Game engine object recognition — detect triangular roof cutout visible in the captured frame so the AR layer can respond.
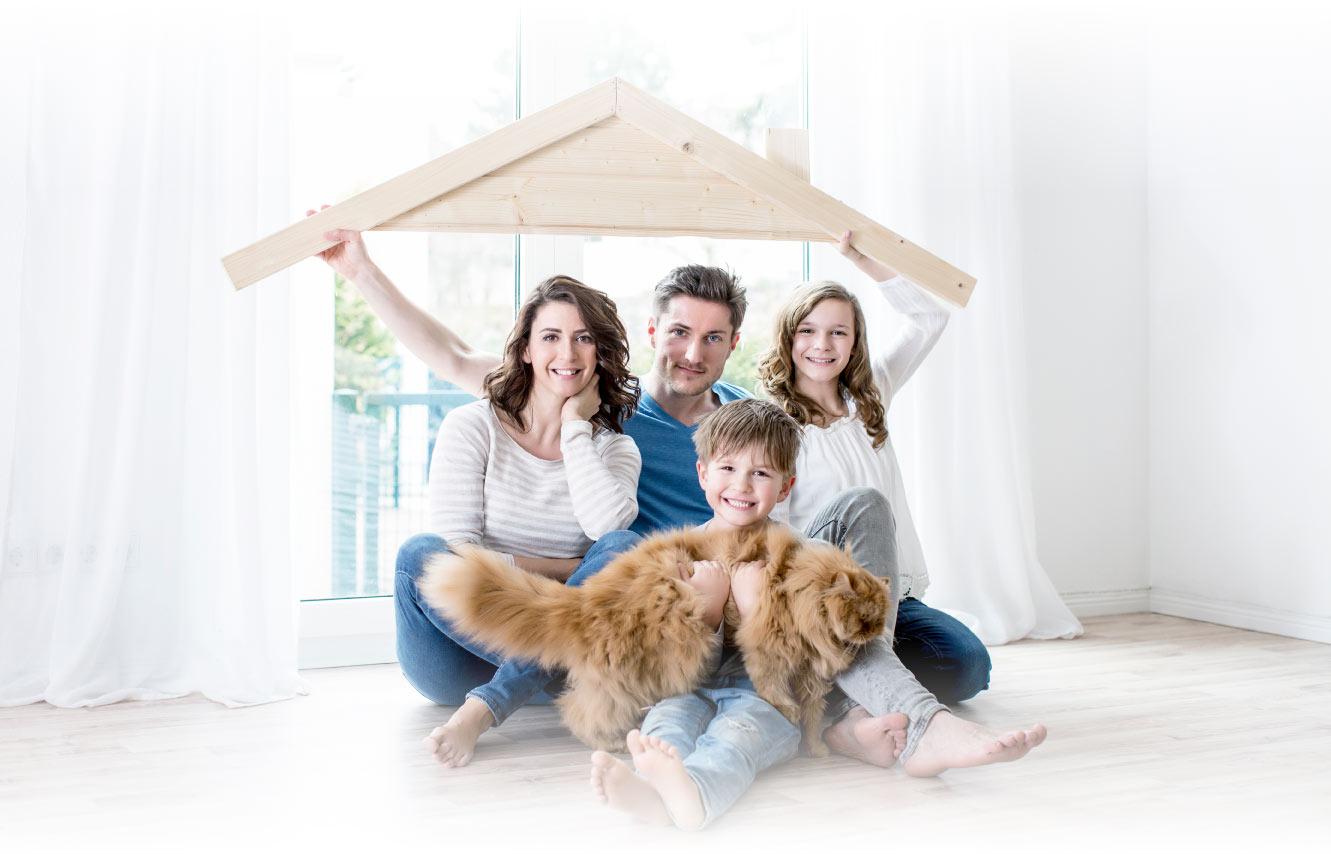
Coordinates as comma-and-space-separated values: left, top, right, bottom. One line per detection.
223, 78, 976, 307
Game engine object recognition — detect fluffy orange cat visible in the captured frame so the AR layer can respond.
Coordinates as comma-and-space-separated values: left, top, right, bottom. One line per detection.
419, 522, 889, 755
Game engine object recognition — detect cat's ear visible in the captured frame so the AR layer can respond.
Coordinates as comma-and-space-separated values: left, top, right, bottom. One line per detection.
829, 571, 853, 597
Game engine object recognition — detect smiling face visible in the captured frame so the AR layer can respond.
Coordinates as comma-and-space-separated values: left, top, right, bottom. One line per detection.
522, 301, 598, 399
696, 443, 795, 531
792, 297, 856, 386
647, 296, 739, 399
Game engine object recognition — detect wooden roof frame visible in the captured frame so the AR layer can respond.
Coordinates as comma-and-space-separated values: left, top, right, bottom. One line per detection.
222, 78, 976, 307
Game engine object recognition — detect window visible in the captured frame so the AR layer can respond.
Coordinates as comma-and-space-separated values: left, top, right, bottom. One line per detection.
291, 6, 807, 662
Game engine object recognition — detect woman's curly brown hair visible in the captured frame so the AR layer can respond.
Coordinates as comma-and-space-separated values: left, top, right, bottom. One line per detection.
757, 282, 888, 449
483, 275, 640, 434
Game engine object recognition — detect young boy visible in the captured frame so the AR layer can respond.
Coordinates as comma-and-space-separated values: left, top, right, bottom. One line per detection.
590, 399, 882, 829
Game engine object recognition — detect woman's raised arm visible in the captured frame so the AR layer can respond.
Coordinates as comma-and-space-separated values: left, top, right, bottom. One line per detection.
309, 208, 500, 398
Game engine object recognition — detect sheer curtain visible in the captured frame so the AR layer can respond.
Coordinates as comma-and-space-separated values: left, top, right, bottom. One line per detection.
809, 3, 1082, 643
0, 7, 308, 707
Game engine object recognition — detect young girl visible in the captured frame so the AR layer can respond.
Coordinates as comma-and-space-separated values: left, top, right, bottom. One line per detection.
759, 232, 992, 707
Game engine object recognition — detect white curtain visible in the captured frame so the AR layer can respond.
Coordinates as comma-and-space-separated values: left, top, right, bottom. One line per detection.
0, 6, 308, 707
809, 3, 1082, 643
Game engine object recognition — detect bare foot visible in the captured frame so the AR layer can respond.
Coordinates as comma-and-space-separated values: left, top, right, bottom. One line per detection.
824, 706, 909, 768
589, 750, 671, 826
902, 710, 1047, 778
629, 730, 706, 831
422, 697, 494, 768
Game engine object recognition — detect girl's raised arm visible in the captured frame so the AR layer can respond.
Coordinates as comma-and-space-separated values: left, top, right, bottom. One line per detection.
837, 230, 950, 406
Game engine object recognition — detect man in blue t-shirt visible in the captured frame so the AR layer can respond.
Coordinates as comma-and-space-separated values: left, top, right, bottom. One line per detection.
619, 265, 752, 535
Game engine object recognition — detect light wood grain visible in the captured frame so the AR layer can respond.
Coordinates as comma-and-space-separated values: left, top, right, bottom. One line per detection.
616, 79, 977, 307
379, 119, 825, 241
3, 614, 1328, 851
765, 128, 810, 182
222, 79, 977, 309
221, 80, 618, 290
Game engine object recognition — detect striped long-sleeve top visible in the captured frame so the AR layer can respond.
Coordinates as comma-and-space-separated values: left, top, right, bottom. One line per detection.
426, 400, 642, 563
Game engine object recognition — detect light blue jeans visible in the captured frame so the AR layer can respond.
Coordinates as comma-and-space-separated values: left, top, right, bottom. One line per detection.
640, 674, 801, 828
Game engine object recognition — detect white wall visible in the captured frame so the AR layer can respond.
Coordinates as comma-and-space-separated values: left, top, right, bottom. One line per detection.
1010, 7, 1151, 607
1145, 5, 1331, 640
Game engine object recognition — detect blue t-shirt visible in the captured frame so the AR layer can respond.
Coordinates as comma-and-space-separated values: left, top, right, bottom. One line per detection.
624, 381, 751, 534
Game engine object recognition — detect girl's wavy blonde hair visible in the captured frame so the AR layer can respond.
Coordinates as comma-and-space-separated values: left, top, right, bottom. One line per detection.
757, 282, 888, 449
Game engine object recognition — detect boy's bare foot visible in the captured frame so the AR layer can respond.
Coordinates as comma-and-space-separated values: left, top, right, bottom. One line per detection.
589, 750, 671, 826
422, 697, 494, 768
902, 710, 1047, 778
824, 707, 909, 768
628, 730, 706, 831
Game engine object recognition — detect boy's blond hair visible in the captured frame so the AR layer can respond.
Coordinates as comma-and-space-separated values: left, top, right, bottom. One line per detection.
692, 399, 801, 477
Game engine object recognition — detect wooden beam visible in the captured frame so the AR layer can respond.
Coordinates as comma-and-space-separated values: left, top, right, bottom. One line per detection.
221, 80, 618, 290
616, 79, 976, 307
383, 173, 825, 240
765, 129, 809, 182
381, 118, 825, 241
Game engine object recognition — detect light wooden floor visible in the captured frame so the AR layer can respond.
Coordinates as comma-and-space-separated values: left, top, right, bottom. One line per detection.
3, 614, 1329, 854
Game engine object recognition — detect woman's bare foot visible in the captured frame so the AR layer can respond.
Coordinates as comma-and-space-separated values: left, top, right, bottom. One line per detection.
628, 730, 706, 831
823, 707, 909, 768
422, 697, 495, 768
902, 710, 1047, 778
589, 750, 670, 826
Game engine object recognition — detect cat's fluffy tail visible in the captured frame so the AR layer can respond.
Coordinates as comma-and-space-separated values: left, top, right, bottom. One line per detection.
418, 546, 587, 671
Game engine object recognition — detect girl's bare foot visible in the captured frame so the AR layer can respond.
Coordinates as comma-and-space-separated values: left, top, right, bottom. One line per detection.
902, 710, 1047, 778
823, 707, 909, 768
422, 697, 494, 768
589, 750, 670, 826
628, 730, 706, 831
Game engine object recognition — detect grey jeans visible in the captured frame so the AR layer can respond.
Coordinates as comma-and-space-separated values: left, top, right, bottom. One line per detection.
803, 487, 946, 759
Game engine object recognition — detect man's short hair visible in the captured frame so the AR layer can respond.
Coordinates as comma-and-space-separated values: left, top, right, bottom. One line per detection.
692, 399, 801, 478
653, 265, 748, 332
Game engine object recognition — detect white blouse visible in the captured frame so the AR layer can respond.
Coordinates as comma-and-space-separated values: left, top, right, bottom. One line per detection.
771, 275, 949, 598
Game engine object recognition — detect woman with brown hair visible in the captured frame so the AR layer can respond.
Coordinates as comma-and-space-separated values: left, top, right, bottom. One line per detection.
313, 218, 644, 768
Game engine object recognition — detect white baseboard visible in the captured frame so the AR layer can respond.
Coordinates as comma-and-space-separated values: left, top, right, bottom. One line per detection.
295, 586, 1327, 671
1149, 588, 1331, 645
1061, 588, 1151, 617
299, 596, 397, 669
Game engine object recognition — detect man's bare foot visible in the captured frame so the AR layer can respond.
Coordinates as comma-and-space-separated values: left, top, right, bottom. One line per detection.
589, 750, 671, 826
902, 710, 1047, 778
824, 707, 909, 768
422, 697, 494, 768
628, 730, 706, 831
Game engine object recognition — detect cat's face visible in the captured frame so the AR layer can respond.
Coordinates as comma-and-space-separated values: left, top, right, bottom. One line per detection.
811, 551, 890, 644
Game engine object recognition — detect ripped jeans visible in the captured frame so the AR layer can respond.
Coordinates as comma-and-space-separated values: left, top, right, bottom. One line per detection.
639, 674, 801, 828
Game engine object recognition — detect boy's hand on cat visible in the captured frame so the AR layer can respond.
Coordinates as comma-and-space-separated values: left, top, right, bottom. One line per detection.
731, 561, 767, 619
685, 560, 730, 630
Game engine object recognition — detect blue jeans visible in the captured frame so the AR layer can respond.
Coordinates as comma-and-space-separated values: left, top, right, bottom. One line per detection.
895, 596, 992, 705
394, 529, 644, 724
640, 675, 800, 828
